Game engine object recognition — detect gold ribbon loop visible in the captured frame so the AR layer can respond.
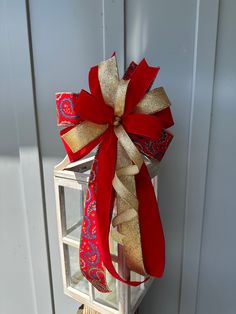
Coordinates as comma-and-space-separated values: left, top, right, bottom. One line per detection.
114, 79, 130, 117
110, 228, 125, 245
62, 121, 108, 153
112, 131, 146, 274
135, 86, 171, 114
98, 56, 119, 107
112, 143, 146, 275
114, 125, 143, 170
112, 208, 137, 227
113, 172, 139, 210
116, 165, 139, 176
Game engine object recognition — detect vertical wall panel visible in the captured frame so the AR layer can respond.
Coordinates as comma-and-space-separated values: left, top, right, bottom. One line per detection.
0, 5, 35, 311
102, 0, 125, 72
1, 0, 52, 313
126, 1, 196, 313
179, 0, 219, 313
27, 1, 104, 312
196, 0, 236, 313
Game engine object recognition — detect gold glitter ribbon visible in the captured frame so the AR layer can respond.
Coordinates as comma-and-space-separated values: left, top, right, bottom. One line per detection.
61, 121, 108, 153
98, 56, 146, 274
135, 86, 171, 114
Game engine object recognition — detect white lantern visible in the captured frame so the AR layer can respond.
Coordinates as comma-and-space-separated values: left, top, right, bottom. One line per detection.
54, 155, 159, 314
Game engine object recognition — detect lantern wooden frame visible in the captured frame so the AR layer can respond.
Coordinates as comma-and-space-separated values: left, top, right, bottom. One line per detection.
54, 155, 159, 314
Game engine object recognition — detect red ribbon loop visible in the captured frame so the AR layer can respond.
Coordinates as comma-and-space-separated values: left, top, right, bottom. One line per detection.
123, 113, 164, 139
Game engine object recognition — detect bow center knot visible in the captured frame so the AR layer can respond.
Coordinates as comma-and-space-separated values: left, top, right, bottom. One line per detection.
113, 115, 121, 127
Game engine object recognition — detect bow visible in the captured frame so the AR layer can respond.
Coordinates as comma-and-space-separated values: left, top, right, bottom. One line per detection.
56, 55, 174, 292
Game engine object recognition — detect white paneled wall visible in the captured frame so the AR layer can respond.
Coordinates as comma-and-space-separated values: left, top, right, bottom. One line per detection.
1, 0, 236, 314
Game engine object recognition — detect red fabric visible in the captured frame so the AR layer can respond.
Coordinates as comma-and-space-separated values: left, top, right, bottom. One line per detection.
154, 107, 174, 128
79, 154, 110, 292
136, 163, 165, 276
78, 90, 113, 124
123, 61, 137, 80
56, 92, 82, 126
131, 130, 173, 162
56, 56, 174, 292
60, 126, 110, 162
89, 66, 105, 105
124, 59, 159, 114
123, 113, 163, 139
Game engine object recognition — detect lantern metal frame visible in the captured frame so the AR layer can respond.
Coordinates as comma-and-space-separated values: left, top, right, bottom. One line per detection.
54, 154, 159, 314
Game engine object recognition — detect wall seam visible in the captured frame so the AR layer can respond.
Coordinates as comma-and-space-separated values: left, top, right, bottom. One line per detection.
123, 0, 127, 70
178, 0, 201, 313
102, 0, 106, 60
178, 0, 220, 313
24, 0, 56, 312
194, 1, 221, 313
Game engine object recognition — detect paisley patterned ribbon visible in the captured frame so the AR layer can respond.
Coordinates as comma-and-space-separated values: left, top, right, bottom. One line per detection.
80, 157, 110, 292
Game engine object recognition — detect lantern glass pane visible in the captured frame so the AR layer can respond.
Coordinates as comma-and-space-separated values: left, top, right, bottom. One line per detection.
55, 157, 154, 308
64, 184, 86, 240
130, 271, 145, 308
66, 244, 89, 295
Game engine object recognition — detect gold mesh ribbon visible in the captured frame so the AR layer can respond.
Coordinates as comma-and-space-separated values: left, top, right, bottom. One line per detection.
135, 87, 170, 114
61, 121, 108, 153
98, 57, 146, 274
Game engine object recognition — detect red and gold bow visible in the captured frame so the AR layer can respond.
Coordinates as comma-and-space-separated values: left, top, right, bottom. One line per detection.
56, 55, 174, 292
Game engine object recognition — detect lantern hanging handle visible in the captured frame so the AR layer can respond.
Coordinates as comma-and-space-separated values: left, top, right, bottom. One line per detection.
54, 155, 70, 171
54, 154, 95, 172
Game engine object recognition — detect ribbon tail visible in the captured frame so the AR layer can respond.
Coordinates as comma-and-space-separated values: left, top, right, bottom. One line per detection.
96, 130, 148, 288
96, 129, 119, 280
79, 148, 111, 292
136, 163, 165, 277
112, 132, 146, 276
